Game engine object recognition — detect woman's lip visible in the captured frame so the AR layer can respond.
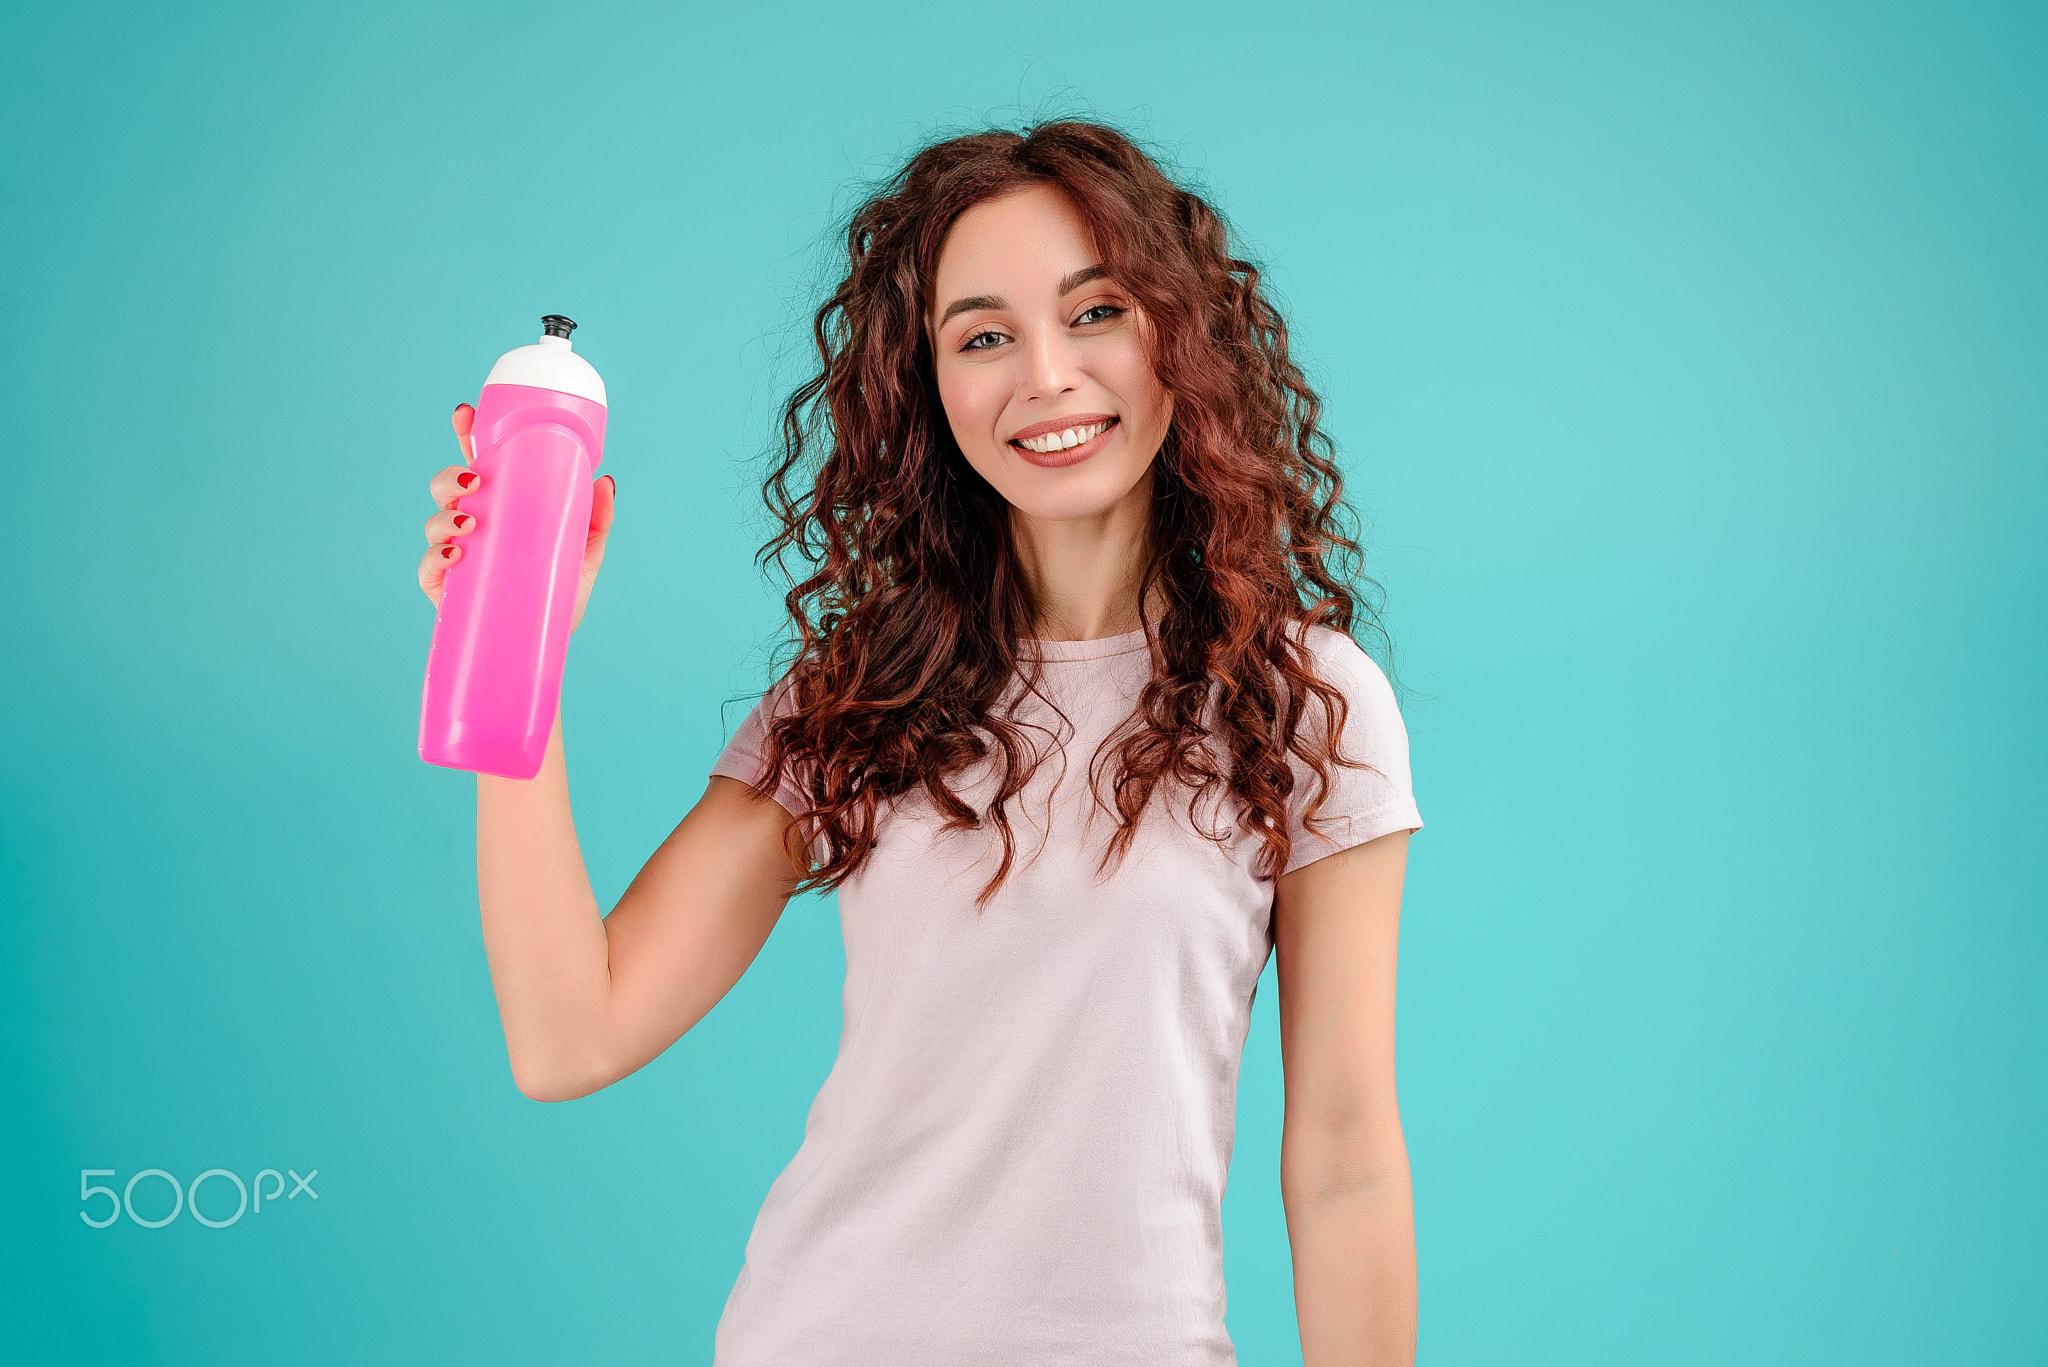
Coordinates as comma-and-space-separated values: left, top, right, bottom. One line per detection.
1010, 416, 1119, 468
1008, 412, 1118, 443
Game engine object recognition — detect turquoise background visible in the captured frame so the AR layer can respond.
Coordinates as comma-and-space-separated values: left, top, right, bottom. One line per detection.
3, 1, 2042, 1361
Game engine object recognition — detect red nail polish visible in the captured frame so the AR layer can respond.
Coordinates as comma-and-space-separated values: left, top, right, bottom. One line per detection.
453, 514, 471, 528
457, 471, 476, 488
441, 545, 456, 559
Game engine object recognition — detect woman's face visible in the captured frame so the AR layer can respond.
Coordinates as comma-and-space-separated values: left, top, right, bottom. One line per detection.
926, 183, 1174, 525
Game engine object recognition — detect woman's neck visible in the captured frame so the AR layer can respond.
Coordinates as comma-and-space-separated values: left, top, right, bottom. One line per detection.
1008, 468, 1158, 642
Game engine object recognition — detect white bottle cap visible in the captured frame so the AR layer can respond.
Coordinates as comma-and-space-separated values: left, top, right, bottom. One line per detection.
483, 315, 607, 407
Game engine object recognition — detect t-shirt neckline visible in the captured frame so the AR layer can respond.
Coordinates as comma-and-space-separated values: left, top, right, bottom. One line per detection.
1020, 624, 1157, 662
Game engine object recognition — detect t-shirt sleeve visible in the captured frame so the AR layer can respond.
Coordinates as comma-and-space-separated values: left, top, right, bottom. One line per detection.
1280, 628, 1423, 876
709, 675, 812, 821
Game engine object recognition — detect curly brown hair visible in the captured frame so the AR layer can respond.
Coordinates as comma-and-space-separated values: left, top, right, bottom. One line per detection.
753, 118, 1384, 901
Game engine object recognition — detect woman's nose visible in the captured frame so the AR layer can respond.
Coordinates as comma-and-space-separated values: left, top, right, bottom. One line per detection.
1022, 327, 1078, 401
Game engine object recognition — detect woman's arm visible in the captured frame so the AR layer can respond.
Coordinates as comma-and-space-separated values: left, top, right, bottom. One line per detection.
476, 718, 803, 1102
424, 404, 805, 1104
1273, 828, 1417, 1366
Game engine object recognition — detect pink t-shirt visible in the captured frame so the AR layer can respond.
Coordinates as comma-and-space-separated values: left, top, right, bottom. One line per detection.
708, 623, 1422, 1365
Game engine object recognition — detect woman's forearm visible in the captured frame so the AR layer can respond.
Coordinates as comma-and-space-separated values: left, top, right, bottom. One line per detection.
1283, 1122, 1418, 1366
474, 707, 613, 1101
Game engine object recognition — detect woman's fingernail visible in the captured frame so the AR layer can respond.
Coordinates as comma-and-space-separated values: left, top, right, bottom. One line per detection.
457, 471, 477, 489
440, 545, 457, 559
453, 514, 471, 529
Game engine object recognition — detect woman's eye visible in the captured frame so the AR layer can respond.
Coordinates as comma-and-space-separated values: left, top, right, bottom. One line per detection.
962, 330, 1006, 351
1076, 304, 1125, 325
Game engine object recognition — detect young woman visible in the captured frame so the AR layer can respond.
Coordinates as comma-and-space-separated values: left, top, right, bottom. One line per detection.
418, 121, 1422, 1366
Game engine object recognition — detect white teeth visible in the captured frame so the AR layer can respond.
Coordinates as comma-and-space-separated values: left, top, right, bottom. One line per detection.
1020, 420, 1110, 454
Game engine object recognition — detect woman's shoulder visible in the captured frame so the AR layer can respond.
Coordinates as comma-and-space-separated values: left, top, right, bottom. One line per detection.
1289, 622, 1397, 704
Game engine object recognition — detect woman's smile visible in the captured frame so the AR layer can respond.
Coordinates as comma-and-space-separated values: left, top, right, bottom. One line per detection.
1009, 414, 1119, 467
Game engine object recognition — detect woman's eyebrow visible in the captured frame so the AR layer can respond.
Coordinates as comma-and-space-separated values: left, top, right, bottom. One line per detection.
938, 294, 1005, 326
1059, 264, 1109, 295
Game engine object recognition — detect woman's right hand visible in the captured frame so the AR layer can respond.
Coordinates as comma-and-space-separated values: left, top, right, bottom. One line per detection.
418, 403, 619, 631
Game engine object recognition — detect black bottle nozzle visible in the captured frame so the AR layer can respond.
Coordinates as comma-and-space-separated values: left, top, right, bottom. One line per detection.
541, 315, 577, 339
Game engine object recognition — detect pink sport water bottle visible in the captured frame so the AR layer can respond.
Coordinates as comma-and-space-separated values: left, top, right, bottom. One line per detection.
419, 315, 608, 779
